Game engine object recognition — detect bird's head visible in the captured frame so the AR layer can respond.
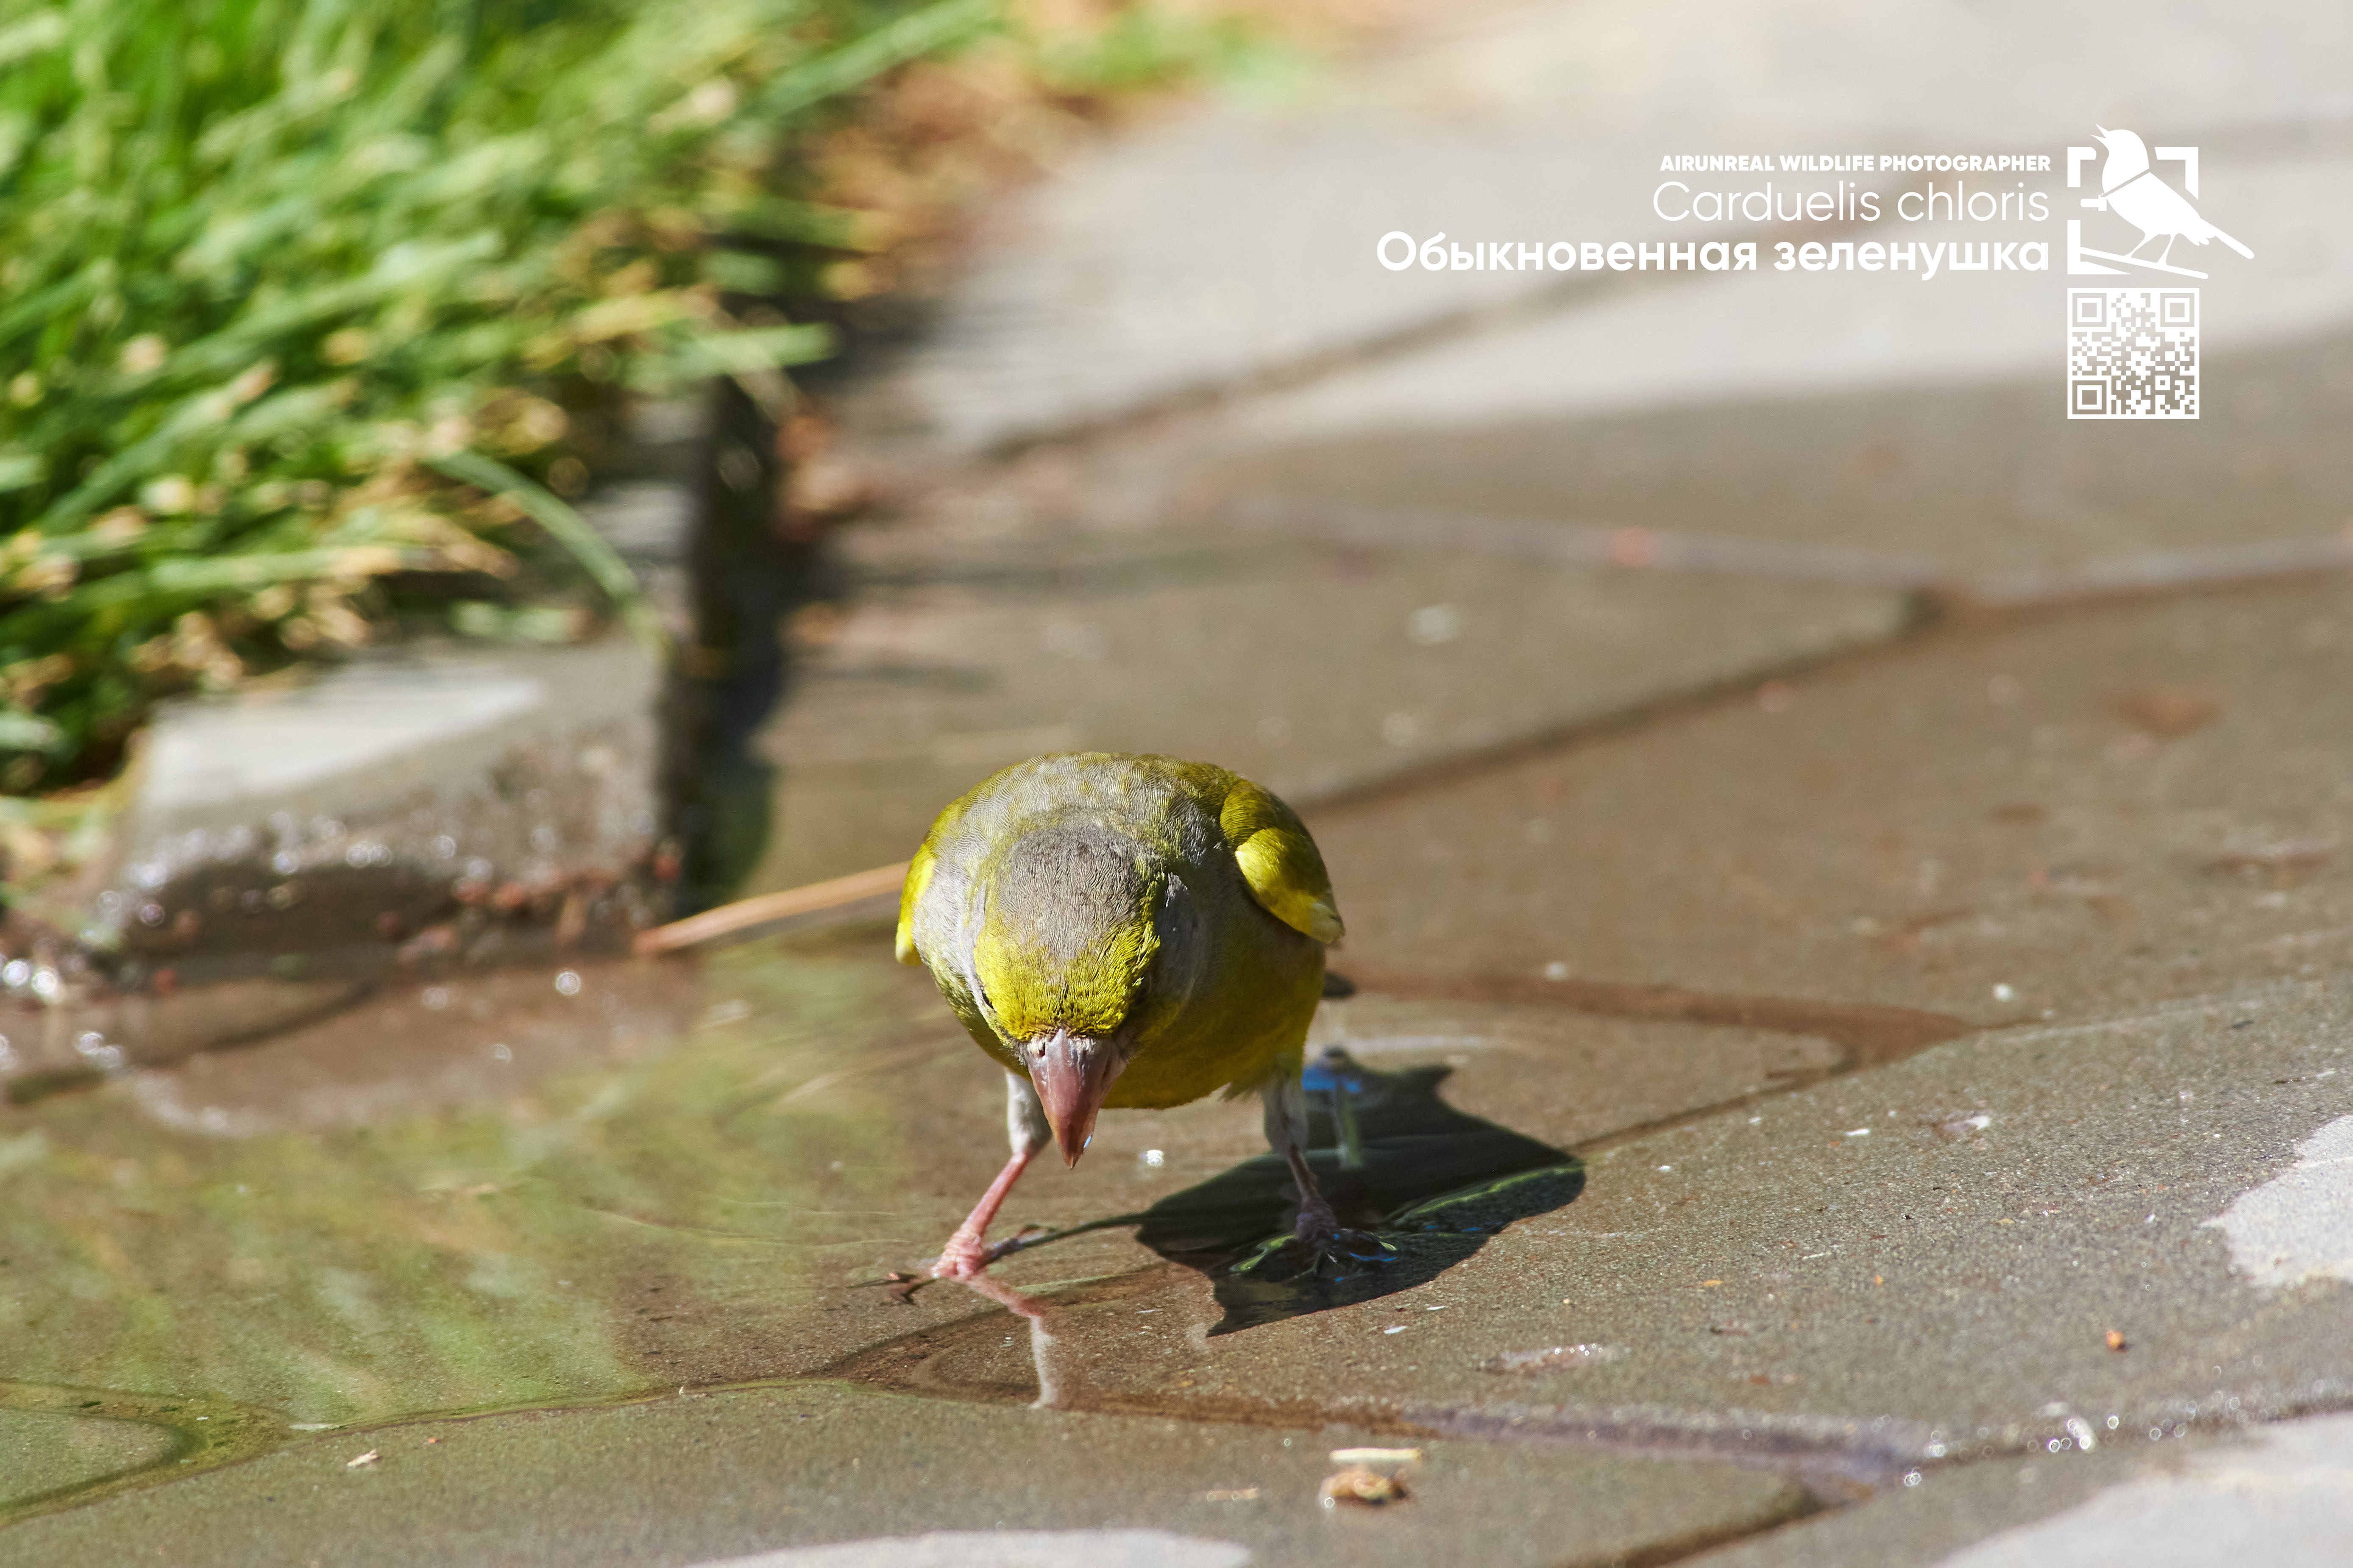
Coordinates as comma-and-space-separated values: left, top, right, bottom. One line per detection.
969, 823, 1175, 1165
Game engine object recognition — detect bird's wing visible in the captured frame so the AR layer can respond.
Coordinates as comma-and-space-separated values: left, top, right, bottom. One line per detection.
1218, 778, 1345, 943
894, 840, 938, 965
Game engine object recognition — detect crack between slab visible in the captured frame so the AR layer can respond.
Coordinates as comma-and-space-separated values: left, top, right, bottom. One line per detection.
805, 1287, 2353, 1563
1234, 496, 2353, 608
1336, 965, 1972, 1068
1285, 560, 2353, 824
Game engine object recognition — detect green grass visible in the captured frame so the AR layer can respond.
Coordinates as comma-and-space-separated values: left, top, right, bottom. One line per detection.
0, 0, 992, 793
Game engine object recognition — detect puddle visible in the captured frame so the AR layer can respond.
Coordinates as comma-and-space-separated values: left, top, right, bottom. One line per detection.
0, 947, 952, 1490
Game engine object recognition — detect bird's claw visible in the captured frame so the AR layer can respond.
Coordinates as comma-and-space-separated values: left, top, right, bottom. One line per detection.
878, 1270, 932, 1304
1230, 1224, 1396, 1281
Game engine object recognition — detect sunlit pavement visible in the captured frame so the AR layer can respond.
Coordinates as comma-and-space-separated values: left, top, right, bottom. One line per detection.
10, 2, 2353, 1563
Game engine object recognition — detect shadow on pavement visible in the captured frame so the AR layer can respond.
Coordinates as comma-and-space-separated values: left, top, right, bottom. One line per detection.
1131, 1048, 1582, 1334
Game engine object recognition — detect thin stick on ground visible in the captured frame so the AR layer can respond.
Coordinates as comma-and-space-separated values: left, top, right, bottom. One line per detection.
635, 860, 908, 955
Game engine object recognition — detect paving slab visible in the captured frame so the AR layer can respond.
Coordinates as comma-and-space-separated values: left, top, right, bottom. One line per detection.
1310, 574, 2353, 1025
756, 530, 1905, 886
3, 1380, 1804, 1568
88, 639, 669, 973
1687, 1442, 2155, 1568
1213, 273, 2353, 594
1214, 144, 2353, 451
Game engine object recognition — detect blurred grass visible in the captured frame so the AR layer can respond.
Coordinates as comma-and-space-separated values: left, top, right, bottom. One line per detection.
0, 0, 1011, 798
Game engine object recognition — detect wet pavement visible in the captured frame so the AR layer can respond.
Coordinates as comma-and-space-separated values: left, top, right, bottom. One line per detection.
10, 0, 2353, 1562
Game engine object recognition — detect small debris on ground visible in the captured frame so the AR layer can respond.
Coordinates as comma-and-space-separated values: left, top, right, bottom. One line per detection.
2107, 1329, 2129, 1352
345, 1449, 380, 1469
1321, 1465, 1409, 1508
1199, 1487, 1259, 1501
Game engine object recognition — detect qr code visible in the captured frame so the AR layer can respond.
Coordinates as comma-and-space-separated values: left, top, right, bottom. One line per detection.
2067, 289, 2197, 419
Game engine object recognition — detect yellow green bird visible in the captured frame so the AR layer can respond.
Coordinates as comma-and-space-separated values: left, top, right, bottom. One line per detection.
896, 751, 1381, 1280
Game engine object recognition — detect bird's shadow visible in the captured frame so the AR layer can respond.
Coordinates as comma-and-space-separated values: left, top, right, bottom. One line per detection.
1025, 1047, 1584, 1334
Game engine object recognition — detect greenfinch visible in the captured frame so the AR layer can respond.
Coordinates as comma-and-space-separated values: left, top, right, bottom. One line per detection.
897, 751, 1378, 1280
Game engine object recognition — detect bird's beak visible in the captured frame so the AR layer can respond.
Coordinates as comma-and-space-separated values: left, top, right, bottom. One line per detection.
1026, 1029, 1126, 1167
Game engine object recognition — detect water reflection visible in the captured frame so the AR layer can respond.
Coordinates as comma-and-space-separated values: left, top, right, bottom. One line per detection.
0, 948, 941, 1459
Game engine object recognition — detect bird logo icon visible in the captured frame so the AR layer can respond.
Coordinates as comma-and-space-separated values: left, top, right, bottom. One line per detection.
2068, 128, 2252, 278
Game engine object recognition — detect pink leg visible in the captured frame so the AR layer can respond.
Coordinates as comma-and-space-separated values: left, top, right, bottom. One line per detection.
931, 1145, 1035, 1280
932, 1071, 1053, 1280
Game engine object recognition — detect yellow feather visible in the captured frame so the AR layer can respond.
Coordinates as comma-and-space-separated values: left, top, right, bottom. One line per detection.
1220, 779, 1344, 943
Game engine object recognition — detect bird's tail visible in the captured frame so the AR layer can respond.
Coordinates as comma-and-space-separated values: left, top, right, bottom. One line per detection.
2211, 225, 2254, 259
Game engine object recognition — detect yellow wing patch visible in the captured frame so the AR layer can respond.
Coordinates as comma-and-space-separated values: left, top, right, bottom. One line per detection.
894, 844, 935, 965
1219, 778, 1344, 943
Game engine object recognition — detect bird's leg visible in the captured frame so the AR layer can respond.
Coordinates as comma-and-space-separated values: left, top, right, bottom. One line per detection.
1258, 1073, 1392, 1273
931, 1071, 1052, 1280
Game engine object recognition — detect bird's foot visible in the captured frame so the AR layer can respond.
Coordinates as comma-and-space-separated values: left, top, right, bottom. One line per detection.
927, 1223, 1050, 1281
929, 1228, 996, 1281
1231, 1206, 1396, 1281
